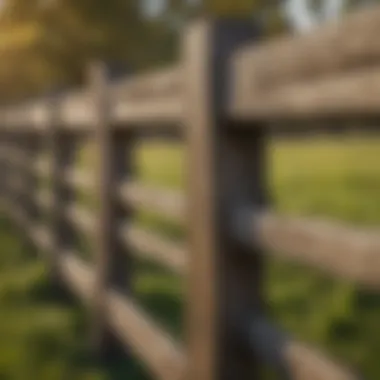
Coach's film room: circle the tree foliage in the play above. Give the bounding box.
[0,0,282,102]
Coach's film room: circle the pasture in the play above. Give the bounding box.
[1,134,379,379]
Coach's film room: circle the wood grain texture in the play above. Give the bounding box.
[234,6,380,92]
[65,168,94,190]
[112,98,183,127]
[236,210,380,289]
[58,91,94,131]
[120,224,188,275]
[232,67,380,121]
[119,181,185,222]
[0,67,182,132]
[184,19,264,380]
[0,102,50,131]
[111,66,180,101]
[65,204,95,234]
[60,250,95,302]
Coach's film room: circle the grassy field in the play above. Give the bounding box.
[1,134,380,379]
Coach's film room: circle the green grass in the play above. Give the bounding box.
[1,134,380,379]
[0,218,153,380]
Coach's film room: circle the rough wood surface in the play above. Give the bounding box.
[111,66,180,101]
[234,6,380,92]
[120,224,188,275]
[184,19,264,380]
[66,204,95,234]
[112,98,183,127]
[236,210,380,289]
[58,91,94,131]
[65,169,94,189]
[119,182,185,222]
[60,250,95,302]
[0,102,50,131]
[232,67,380,121]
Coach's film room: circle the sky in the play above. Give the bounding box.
[142,0,349,32]
[143,0,200,18]
[284,0,346,32]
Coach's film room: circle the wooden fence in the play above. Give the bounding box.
[1,7,380,380]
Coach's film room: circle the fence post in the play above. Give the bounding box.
[1,132,12,210]
[19,130,41,251]
[0,131,5,201]
[6,133,19,212]
[184,19,266,380]
[49,99,79,282]
[90,62,133,357]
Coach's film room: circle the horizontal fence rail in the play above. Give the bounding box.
[232,7,380,121]
[1,6,380,380]
[236,210,380,289]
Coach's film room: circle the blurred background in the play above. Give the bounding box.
[0,1,380,379]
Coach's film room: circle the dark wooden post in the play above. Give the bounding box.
[90,62,133,357]
[19,130,41,252]
[184,20,266,380]
[0,132,5,200]
[24,132,41,222]
[49,99,79,282]
[1,132,12,206]
[8,131,26,221]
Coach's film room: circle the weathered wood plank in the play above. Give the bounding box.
[232,67,380,121]
[65,168,94,189]
[120,224,188,275]
[236,210,380,289]
[0,102,50,131]
[111,66,181,100]
[184,19,264,380]
[60,250,95,302]
[112,98,183,127]
[234,6,380,92]
[0,67,182,131]
[119,182,185,221]
[66,204,95,234]
[29,225,54,254]
[58,91,94,131]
